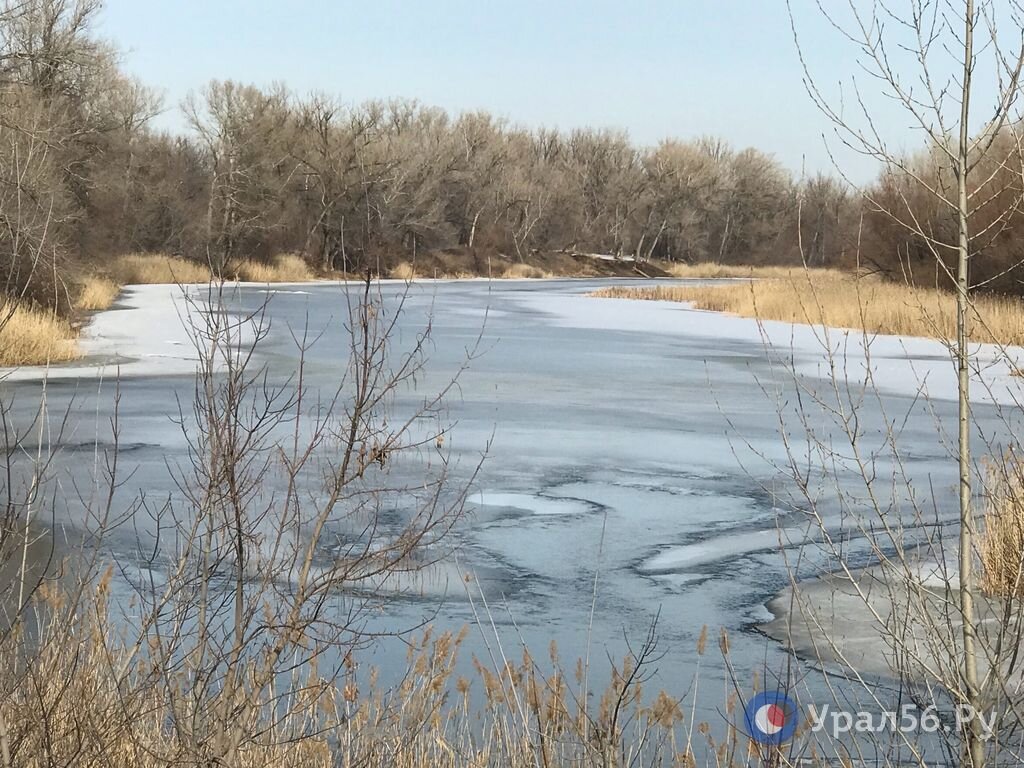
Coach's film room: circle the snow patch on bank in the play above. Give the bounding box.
[0,283,255,382]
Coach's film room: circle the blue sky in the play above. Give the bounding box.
[98,1,921,182]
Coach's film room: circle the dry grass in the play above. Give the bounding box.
[390,261,417,280]
[662,261,844,280]
[75,277,120,311]
[981,461,1024,597]
[501,263,552,279]
[0,301,79,366]
[390,260,555,280]
[595,274,1024,346]
[106,253,317,285]
[107,253,213,284]
[231,253,314,283]
[0,582,715,768]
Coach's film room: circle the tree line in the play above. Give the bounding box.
[2,0,1023,314]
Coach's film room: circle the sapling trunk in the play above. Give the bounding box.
[957,3,984,765]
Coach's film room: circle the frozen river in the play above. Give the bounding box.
[4,277,1021,754]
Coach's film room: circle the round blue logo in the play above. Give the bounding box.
[743,690,799,745]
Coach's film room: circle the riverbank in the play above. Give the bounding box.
[8,272,1023,401]
[0,251,676,367]
[2,254,898,368]
[593,272,1024,348]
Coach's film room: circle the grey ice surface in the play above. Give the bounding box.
[2,278,1019,763]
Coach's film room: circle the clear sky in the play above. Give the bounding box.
[97,0,924,183]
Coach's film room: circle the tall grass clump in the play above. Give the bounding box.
[108,253,213,284]
[594,275,1024,346]
[390,262,417,280]
[0,302,79,365]
[391,261,554,280]
[501,263,551,279]
[106,253,319,285]
[75,276,120,311]
[981,459,1024,598]
[663,261,844,280]
[231,253,314,282]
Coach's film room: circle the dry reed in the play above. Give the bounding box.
[231,253,314,282]
[0,301,79,365]
[0,582,711,768]
[107,253,213,284]
[389,261,417,280]
[390,261,554,280]
[75,276,120,311]
[501,263,552,279]
[981,460,1024,597]
[595,274,1024,346]
[107,253,317,285]
[663,261,845,280]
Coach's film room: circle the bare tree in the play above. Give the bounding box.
[184,81,298,272]
[780,2,1024,764]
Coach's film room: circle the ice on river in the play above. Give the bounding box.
[519,287,1024,406]
[642,528,797,572]
[0,276,1020,744]
[473,491,596,516]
